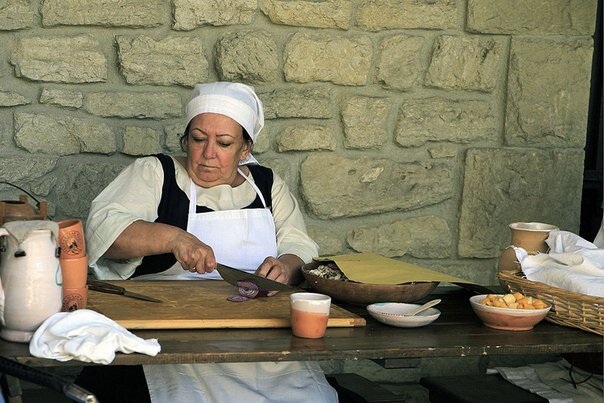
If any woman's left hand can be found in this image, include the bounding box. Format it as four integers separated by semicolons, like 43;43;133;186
256;255;303;296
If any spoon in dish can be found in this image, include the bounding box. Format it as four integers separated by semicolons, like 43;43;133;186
404;299;441;316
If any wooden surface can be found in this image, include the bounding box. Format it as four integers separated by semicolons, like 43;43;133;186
4;287;602;367
86;280;365;329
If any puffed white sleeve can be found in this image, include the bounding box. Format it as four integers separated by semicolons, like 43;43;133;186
270;172;319;263
85;157;164;279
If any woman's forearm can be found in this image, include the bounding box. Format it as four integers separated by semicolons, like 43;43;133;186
104;220;183;259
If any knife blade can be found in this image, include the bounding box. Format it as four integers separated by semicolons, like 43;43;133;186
216;263;292;291
88;280;163;303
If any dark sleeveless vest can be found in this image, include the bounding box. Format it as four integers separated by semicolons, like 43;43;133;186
132;154;274;278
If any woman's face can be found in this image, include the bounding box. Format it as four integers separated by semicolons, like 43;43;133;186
184;113;251;187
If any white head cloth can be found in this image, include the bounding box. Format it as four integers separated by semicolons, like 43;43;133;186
186;82;264;165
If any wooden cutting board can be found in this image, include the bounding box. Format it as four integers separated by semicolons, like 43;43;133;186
86;280;366;330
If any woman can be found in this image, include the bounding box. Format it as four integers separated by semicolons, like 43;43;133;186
82;82;338;402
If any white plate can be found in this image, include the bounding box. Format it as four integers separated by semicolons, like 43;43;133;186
367;302;441;328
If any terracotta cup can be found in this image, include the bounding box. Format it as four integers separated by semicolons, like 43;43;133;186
62;286;88;312
60;255;89;290
58;219;86;259
508;222;558;254
290;292;331;339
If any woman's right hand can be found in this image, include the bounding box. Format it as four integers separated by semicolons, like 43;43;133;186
168;230;217;274
105;220;217;275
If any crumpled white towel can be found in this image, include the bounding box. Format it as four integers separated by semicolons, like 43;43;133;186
29;309;161;365
515;230;604;298
488;360;603;403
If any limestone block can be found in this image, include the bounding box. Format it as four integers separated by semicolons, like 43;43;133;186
86;91;182;119
0;0;33;30
0;156;57;182
122;127;162;156
356;0;457;31
260;87;332;119
419;259;495;285
172;0;256;30
164;123;185;154
376;34;425;91
426;35;503;92
14;112;116;155
505;38;593;148
253;125;270;154
347;216;451;258
10;36;107;83
458;148;583;258
215;30;278;83
428;146;458;159
40;88;83;109
307;224;345;256
41;0;162;27
260;0;351;29
300;155;453;219
54;160;129;218
30;176;57;198
276;125;336;151
117;36;208;87
467;0;597;35
284;33;372;85
342;96;389;149
0;91;29;106
259;158;295;192
395;98;495;147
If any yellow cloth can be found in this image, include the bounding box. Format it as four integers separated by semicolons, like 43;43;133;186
317;253;474;285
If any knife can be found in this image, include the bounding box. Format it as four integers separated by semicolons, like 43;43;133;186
88;280;163;303
216;263;292;291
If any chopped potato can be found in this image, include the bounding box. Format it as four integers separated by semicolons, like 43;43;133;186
479;293;548;310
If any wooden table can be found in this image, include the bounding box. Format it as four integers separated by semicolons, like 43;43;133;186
2;287;601;368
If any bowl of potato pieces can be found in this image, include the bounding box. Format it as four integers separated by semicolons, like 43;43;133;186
469;293;551;331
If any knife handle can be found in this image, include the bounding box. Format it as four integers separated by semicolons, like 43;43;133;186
87;280;125;296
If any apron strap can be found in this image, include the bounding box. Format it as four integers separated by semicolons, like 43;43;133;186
237;168;268;208
188;180;197;215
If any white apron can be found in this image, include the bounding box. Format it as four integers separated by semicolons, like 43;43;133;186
141;169;338;403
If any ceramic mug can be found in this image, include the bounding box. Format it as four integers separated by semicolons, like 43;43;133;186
60;255;89;289
290;292;331;339
58;219;86;259
62;286;88;312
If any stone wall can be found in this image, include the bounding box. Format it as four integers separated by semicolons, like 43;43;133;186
0;0;597;285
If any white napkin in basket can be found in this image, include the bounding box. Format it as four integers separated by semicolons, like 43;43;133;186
514;230;604;298
29;309;160;364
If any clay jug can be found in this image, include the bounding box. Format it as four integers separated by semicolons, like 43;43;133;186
497;222;558;290
0;220;61;342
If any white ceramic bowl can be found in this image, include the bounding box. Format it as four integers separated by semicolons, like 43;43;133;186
469;294;551;331
367;302;441;328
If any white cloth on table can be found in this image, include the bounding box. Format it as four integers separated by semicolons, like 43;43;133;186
489;360;603;403
514;230;604;298
29;309;160;365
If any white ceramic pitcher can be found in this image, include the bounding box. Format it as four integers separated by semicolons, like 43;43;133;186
0;220;62;342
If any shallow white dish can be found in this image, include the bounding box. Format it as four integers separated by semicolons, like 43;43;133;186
367;302;441;328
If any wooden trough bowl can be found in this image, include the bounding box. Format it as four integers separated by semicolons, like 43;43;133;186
301;262;439;306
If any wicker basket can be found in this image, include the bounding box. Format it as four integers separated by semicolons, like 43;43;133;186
498;271;604;336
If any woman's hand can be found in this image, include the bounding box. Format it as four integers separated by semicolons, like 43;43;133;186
105;220;217;275
167;230;217;275
256;254;304;296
